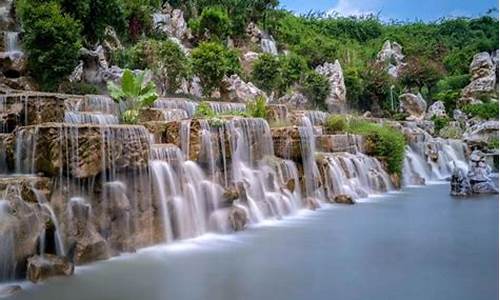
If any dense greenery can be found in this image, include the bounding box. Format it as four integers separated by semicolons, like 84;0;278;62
462;102;500;120
191;42;240;96
300;71;331;110
108;69;158;123
189;6;231;41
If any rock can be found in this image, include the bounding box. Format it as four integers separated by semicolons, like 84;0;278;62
0;51;27;77
315;60;346;113
0;285;22;298
453;109;467;123
221;74;267;103
103;26;123;53
152;5;189;41
425;101;447;120
363;111;373;118
271;126;302;162
304;197;321;210
26;255;74;283
178;76;202;98
463;120;499;147
399;93;427;120
467;150;498;194
243;51;260;64
228;205;248;232
0;176;50;203
334;194;355;205
246;22;263;43
376;40;406;78
285;179;296;193
265;104;289;123
277;92;309;110
316;134;363;154
460;51;498;104
450;168;472;196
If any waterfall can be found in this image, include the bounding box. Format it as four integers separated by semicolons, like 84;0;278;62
298;116;324;201
261;34;278;55
2;32;23;60
64;95;119;125
0;200;16;282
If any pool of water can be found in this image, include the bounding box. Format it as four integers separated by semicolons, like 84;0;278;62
5;183;499;300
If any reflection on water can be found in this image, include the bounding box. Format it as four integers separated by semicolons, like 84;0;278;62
5;184;499;300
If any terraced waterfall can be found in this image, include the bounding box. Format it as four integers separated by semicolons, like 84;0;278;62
0;93;469;286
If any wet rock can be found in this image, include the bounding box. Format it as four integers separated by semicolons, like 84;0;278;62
305;197;321;210
271;126;302;162
316;134;363;154
228;205;248;232
460;51;498;104
26;255;74;283
0;51;27;77
265;104;289;123
376;40;406;78
334;194;355;205
425;101;447;120
221;74;266;103
315;61;346;113
0;285;22;298
450;168;472;196
13;124;151;178
399;93;427;120
285;179;296;193
0;176;50;203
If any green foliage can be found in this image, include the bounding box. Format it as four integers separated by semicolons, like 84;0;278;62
347;119;406;175
189;6;231;41
279;53;308;91
488;137;499;150
194;101;216;118
107;69;159;123
17;1;82;91
115;39;190;93
300;71;331;110
462;102;499;120
251;53;281;94
399;56;445;93
191;42;241;96
58;81;99;95
324;115;347;133
245;96;267;118
431;115;450;133
439;125;462;139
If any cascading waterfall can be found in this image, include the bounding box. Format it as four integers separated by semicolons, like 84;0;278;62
298;116;324;202
64;95;119;125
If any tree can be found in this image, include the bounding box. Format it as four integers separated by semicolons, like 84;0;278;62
191;42;240;96
251;53;282;94
17;1;82;91
300;71;331;110
189;6;231;41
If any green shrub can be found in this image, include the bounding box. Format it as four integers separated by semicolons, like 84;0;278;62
431;115;450;133
279;53;308;92
191;42;241;96
433;90;461;113
439;125;463;139
300;71;331;110
189;6;231;41
17;1;82;91
58;81;99;95
194;101;216;118
245;96;267;118
107;69;158;124
325;115;347;133
347;119;406;175
488;137;499;150
251;53;282;94
463;102;499;120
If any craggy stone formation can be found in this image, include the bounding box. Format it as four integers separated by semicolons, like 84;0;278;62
463;120;499;148
425;101;447;120
315;61;346;113
26;255;74;283
460;51;498;104
451;150;498;196
70;46;123;85
376;40;406;78
152;4;190;41
221;74;267;103
399;93;427;121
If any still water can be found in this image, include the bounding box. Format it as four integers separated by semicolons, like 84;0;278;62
6;183;499;300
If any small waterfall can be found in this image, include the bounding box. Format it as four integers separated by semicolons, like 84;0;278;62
154;99;197;117
208;102;246;115
304;111;329;126
0;199;16;282
64;95;119;125
2;32;23;60
298;116;324;201
261;34;278;55
161;109;189;122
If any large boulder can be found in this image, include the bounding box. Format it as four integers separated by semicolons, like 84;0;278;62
425;101;447;120
460;51;498;104
221;75;266;103
399;93;427;120
26;255;74;283
315;60;346;113
152;4;190;41
450;168;472;196
376;40;406;78
277;91;309;110
463;120;499;147
467;150;498;194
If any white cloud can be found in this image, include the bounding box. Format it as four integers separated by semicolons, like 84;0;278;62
326;0;378;17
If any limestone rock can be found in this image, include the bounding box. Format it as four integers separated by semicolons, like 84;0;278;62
425;101;447;120
315;61;346;113
178;76;202;98
153;5;189;41
450;168;472;196
103;26;123;53
453;109;467;123
399;93;427;120
376;40;406;78
243;51;260;64
221;74;266;103
228;205;248;232
334;194;355;205
26;255;74;283
277;92;309;110
271;126;302;162
463;120;499;147
460;51;498;104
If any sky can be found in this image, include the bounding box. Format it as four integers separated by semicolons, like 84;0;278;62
280;0;498;21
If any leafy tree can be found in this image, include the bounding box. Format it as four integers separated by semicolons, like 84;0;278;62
191;42;241;96
107;69;159;124
399;56;445;94
189;6;231;41
17;1;82;91
251;53;281;94
279;53;308;91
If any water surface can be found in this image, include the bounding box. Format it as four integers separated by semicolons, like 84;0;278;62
7;184;499;300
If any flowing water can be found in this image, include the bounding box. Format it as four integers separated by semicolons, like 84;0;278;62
4;183;497;300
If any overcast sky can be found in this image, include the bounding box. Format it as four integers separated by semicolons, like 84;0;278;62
280;0;498;21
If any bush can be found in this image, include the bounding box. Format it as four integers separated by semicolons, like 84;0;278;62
58;81;99;95
439;125;462;139
251;53;282;94
463;102;499;120
300;71;331;110
245;96;267;118
431;115;450;133
347;119;406;175
17;1;82;91
279;53;308;92
189;6;231;41
488;137;499;150
191;42;241;96
194;101;216;118
324;115;347;133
